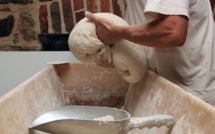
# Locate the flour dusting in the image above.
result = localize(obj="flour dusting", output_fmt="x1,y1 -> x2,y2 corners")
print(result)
94,115 -> 114,121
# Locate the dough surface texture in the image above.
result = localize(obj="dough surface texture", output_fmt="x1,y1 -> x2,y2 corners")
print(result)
68,12 -> 147,83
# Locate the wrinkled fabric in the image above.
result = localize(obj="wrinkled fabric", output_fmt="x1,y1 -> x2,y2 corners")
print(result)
125,0 -> 215,106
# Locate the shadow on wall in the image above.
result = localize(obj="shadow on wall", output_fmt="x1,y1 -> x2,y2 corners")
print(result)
38,34 -> 70,51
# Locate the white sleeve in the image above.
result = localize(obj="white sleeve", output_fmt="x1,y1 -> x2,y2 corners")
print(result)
144,0 -> 190,20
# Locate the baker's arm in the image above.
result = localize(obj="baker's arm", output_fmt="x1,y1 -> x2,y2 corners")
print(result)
118,15 -> 188,47
85,12 -> 188,48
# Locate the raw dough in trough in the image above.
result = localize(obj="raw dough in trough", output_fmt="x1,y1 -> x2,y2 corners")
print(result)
68,12 -> 147,83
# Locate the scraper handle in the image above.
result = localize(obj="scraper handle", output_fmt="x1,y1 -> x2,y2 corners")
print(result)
130,115 -> 174,130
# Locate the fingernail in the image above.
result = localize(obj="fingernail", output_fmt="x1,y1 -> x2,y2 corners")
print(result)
85,11 -> 90,17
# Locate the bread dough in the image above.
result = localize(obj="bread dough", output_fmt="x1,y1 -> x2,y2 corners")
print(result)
68,12 -> 147,83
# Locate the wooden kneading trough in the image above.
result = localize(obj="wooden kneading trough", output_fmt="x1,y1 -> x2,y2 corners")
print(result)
68,12 -> 147,83
0,63 -> 215,134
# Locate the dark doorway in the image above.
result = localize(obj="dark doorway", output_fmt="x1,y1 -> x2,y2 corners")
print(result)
39,34 -> 70,51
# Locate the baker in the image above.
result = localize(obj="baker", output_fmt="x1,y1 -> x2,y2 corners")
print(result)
85,0 -> 215,107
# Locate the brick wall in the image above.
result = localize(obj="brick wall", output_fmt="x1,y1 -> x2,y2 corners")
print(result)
0,0 -> 126,51
0,0 -> 214,51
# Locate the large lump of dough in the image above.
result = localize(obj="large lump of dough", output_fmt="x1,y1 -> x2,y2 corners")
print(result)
68,12 -> 147,83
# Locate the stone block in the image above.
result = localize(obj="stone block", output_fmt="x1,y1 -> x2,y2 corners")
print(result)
18,11 -> 37,41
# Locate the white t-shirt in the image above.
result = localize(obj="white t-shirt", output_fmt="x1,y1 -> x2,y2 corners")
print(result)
125,0 -> 215,106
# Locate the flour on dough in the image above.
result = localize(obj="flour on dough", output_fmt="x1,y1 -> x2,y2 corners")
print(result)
68,12 -> 147,83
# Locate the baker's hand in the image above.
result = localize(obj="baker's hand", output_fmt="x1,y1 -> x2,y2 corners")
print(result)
85,11 -> 121,45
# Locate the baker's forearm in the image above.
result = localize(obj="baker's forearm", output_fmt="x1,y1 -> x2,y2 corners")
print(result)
116,15 -> 188,47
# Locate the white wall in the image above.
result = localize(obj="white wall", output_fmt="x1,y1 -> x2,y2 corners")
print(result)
0,52 -> 79,96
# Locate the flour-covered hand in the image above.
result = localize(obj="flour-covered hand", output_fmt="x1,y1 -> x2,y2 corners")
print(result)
85,11 -> 121,45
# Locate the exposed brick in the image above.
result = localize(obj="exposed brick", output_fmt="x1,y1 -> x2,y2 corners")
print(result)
19,11 -> 37,41
73,0 -> 84,11
50,2 -> 61,33
62,0 -> 74,32
75,11 -> 85,23
112,0 -> 122,17
0,15 -> 14,37
39,5 -> 48,34
100,0 -> 110,12
87,0 -> 97,13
